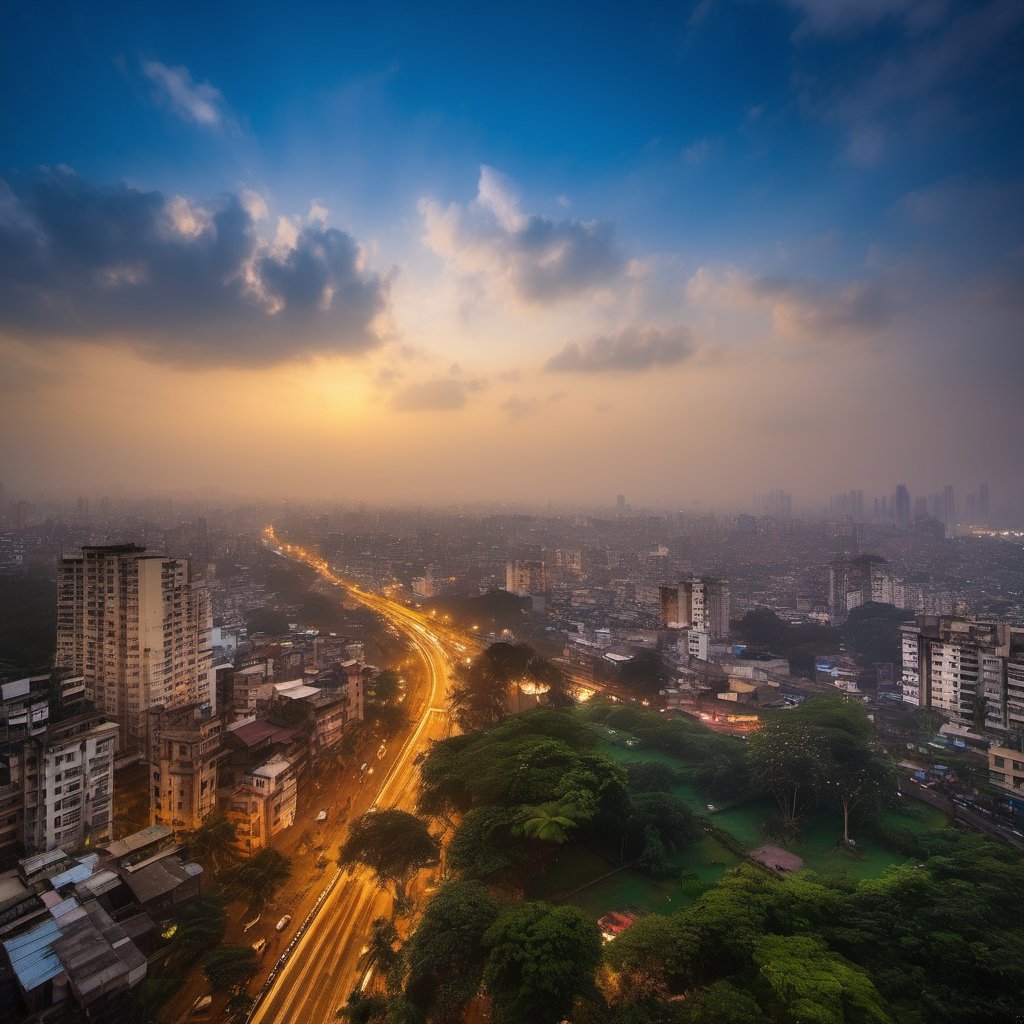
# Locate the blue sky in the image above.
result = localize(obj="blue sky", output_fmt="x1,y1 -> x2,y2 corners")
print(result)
2,0 -> 1023,508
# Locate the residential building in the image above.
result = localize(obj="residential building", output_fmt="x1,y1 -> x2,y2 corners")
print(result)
900,616 -> 1024,737
147,703 -> 225,834
988,746 -> 1024,795
659,578 -> 730,638
20,714 -> 118,855
225,754 -> 298,857
56,545 -> 214,752
505,560 -> 549,596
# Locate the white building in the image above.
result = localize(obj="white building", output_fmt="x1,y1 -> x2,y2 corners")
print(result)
227,754 -> 298,856
20,714 -> 118,854
901,616 -> 1024,736
56,545 -> 214,752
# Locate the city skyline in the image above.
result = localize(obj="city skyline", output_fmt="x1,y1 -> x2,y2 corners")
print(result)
2,1 -> 1023,508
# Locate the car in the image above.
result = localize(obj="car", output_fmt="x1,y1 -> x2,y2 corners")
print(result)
276,915 -> 292,932
191,995 -> 213,1015
360,762 -> 369,772
252,938 -> 267,956
315,809 -> 328,823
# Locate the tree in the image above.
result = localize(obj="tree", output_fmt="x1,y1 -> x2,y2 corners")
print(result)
188,812 -> 237,873
233,847 -> 292,908
626,761 -> 681,793
371,668 -> 401,704
404,881 -> 500,1022
166,897 -> 227,964
203,945 -> 258,991
751,934 -> 891,1024
359,917 -> 402,990
515,799 -> 585,844
746,719 -> 828,828
446,807 -> 522,880
339,810 -> 438,909
483,902 -> 602,1024
825,736 -> 896,845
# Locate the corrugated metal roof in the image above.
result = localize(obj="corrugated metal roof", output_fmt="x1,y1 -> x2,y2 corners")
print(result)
50,855 -> 99,890
3,918 -> 64,991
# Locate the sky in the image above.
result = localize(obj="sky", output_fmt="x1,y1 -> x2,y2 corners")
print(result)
1,0 -> 1022,512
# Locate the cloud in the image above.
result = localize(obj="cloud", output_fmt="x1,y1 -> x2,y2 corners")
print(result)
792,0 -> 1024,165
0,167 -> 389,367
782,0 -> 949,38
391,376 -> 484,411
141,60 -> 230,128
545,325 -> 694,374
687,267 -> 890,340
500,394 -> 540,420
419,165 -> 624,306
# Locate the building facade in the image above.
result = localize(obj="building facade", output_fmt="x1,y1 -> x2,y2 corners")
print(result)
20,714 -> 118,854
901,616 -> 1024,738
147,703 -> 224,834
56,545 -> 214,752
659,578 -> 730,638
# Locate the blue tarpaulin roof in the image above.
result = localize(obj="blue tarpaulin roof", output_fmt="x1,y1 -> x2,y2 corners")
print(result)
49,855 -> 99,890
3,918 -> 64,991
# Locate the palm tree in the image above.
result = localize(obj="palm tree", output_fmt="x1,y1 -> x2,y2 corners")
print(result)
515,800 -> 582,844
190,812 -> 238,873
358,917 -> 402,990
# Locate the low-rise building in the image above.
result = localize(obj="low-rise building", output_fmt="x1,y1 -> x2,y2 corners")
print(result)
226,754 -> 298,857
989,746 -> 1024,795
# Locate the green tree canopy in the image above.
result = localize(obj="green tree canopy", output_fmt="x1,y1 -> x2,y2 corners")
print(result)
482,902 -> 602,1024
339,809 -> 438,906
404,881 -> 500,1022
203,944 -> 258,991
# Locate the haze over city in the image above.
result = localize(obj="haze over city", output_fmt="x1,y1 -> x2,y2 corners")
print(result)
2,0 -> 1023,509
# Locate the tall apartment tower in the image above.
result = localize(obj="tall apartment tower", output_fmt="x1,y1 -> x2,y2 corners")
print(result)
895,485 -> 911,527
901,616 -> 1024,737
56,545 -> 214,752
659,578 -> 730,639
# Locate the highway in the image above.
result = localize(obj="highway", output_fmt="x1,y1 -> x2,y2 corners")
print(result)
248,530 -> 457,1024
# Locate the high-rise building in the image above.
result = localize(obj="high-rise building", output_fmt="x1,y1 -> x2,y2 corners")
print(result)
979,483 -> 990,519
942,485 -> 955,527
901,616 -> 1024,737
20,713 -> 118,854
56,545 -> 214,752
659,578 -> 730,638
827,554 -> 891,622
895,485 -> 911,527
505,560 -> 549,596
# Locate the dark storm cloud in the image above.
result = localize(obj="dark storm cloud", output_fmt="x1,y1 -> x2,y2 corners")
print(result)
0,168 -> 389,367
545,325 -> 694,374
390,376 -> 484,412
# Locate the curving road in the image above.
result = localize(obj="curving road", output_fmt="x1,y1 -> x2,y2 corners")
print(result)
249,531 -> 456,1024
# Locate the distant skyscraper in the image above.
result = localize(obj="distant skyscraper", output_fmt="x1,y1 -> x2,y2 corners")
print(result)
895,485 -> 911,527
616,494 -> 626,515
56,545 -> 214,752
942,485 -> 955,527
979,483 -> 990,519
505,560 -> 549,596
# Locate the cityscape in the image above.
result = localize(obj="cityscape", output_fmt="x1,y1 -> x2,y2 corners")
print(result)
2,3 -> 1024,1024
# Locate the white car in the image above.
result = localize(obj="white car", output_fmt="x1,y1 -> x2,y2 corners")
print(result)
316,809 -> 328,823
276,915 -> 292,932
252,938 -> 267,956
